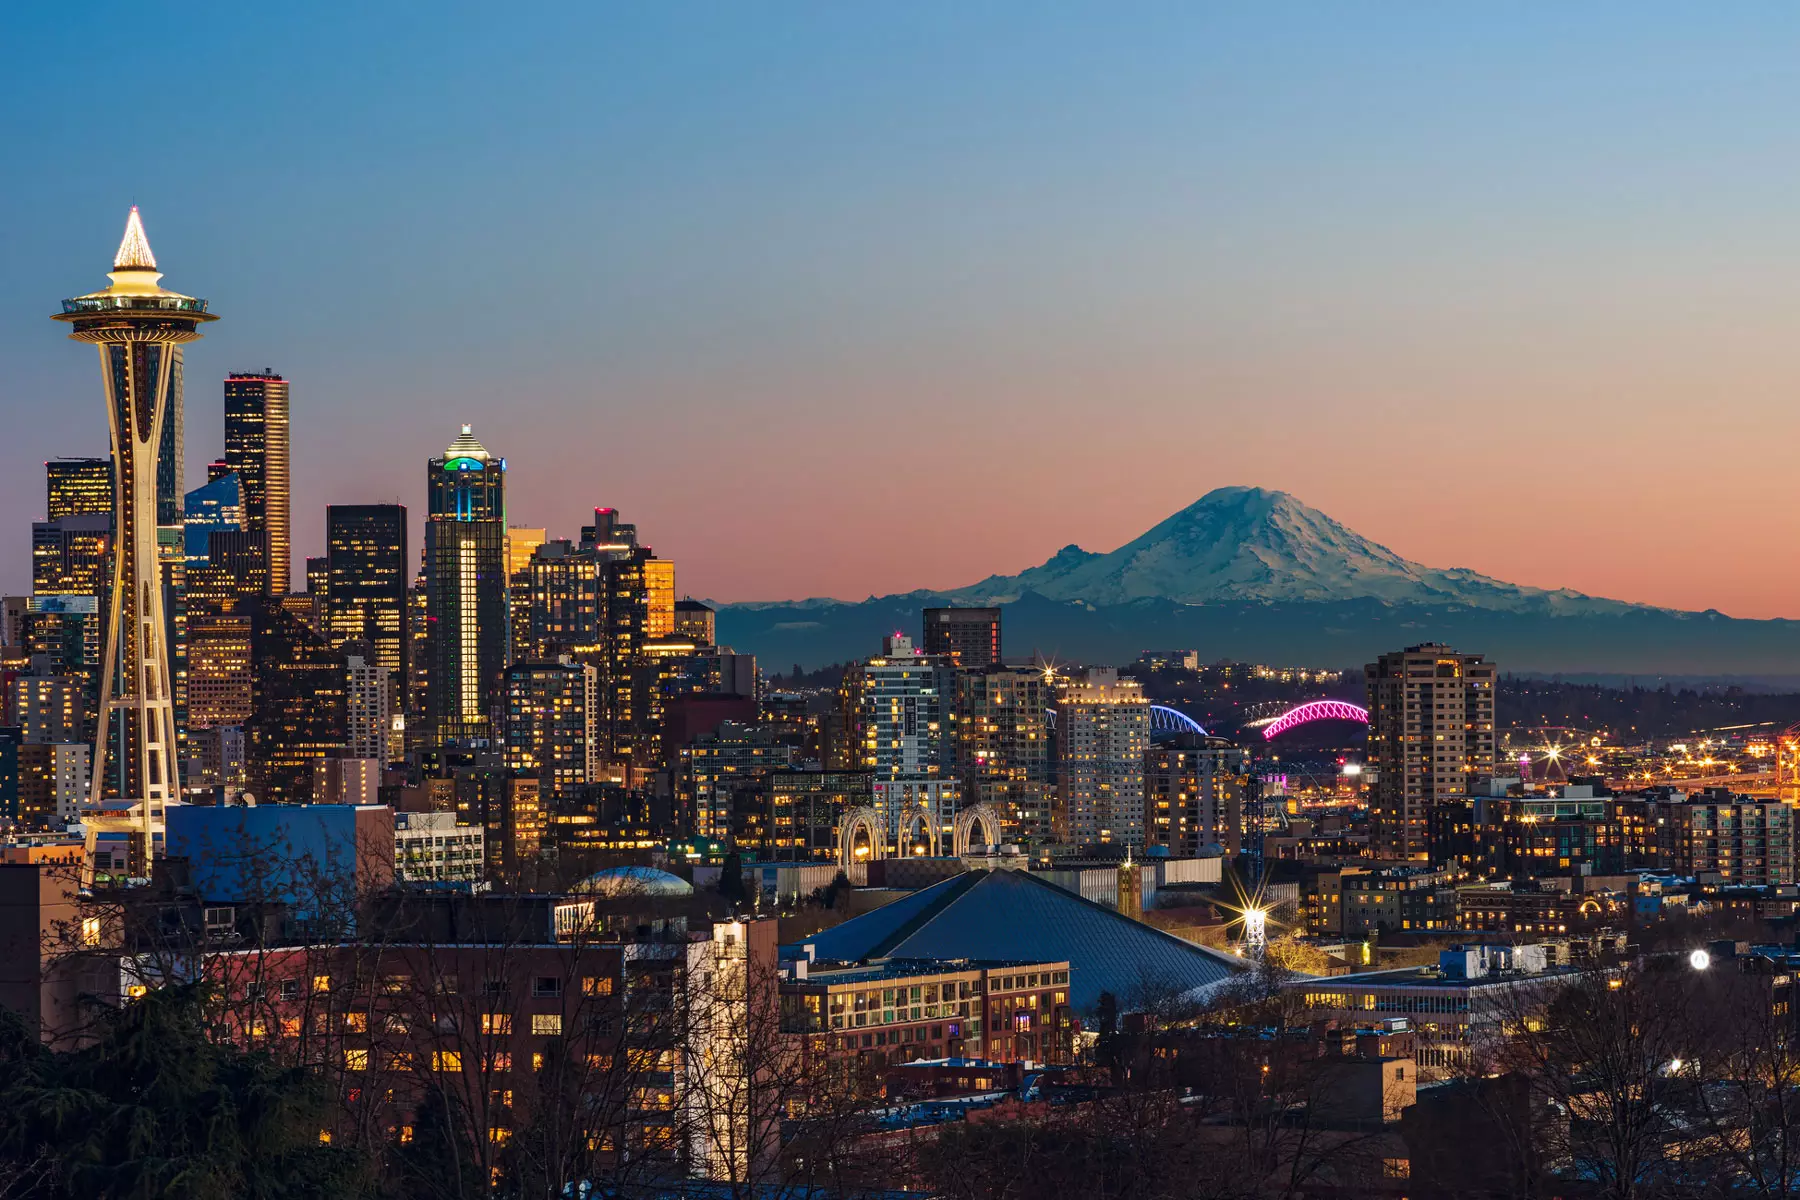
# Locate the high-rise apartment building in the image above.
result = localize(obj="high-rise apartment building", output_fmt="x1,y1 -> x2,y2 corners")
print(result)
923,607 -> 1001,668
182,470 -> 241,569
644,559 -> 676,638
16,742 -> 90,827
1145,734 -> 1258,857
325,505 -> 409,697
1364,643 -> 1497,861
502,659 -> 599,799
505,527 -> 546,662
45,458 -> 112,522
54,208 -> 216,868
1054,668 -> 1149,847
954,664 -> 1052,842
345,648 -> 392,764
10,676 -> 84,745
837,635 -> 955,779
1652,789 -> 1795,886
223,370 -> 291,593
424,426 -> 508,747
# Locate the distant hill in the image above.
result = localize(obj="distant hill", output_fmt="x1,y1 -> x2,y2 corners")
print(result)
716,487 -> 1800,673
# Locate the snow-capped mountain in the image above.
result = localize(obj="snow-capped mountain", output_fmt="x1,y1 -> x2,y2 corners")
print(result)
946,486 -> 1636,614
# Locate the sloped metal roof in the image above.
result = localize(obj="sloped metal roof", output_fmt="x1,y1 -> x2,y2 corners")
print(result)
791,868 -> 1243,1014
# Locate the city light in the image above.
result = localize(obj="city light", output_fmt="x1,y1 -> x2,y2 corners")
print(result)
1689,949 -> 1711,971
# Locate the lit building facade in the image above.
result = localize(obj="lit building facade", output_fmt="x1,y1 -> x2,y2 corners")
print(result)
325,504 -> 409,701
503,659 -> 600,799
424,426 -> 508,748
1364,644 -> 1497,861
345,648 -> 392,764
222,371 -> 289,593
182,470 -> 242,569
1652,789 -> 1795,886
1054,668 -> 1149,847
922,606 -> 1001,668
1144,734 -> 1258,857
45,458 -> 112,522
394,810 -> 484,882
53,208 -> 217,868
954,665 -> 1051,843
838,635 -> 955,779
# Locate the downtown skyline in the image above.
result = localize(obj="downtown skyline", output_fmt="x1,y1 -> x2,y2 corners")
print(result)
9,5 -> 1800,615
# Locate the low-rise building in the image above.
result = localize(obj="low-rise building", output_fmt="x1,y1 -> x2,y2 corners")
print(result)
781,956 -> 1074,1068
393,811 -> 484,883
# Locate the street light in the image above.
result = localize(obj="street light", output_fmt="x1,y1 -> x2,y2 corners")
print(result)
1689,949 -> 1711,971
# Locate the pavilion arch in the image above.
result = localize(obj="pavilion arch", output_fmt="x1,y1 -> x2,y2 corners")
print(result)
838,806 -> 886,870
897,809 -> 940,858
953,803 -> 1003,856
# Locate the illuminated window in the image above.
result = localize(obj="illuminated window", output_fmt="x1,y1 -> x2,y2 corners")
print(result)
313,974 -> 331,993
482,1013 -> 512,1035
80,917 -> 101,947
531,1014 -> 562,1036
344,1049 -> 369,1071
582,976 -> 614,996
433,1051 -> 463,1072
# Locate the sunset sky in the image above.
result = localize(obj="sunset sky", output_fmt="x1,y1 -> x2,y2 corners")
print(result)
5,5 -> 1800,615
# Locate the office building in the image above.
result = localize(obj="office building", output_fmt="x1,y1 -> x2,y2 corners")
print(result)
505,526 -> 546,660
502,659 -> 599,799
186,615 -> 253,731
1432,785 -> 1651,880
673,599 -> 715,646
923,606 -> 1001,668
45,458 -> 112,522
53,208 -> 216,868
394,810 -> 484,882
1054,668 -> 1149,847
837,635 -> 955,779
31,514 -> 110,597
324,504 -> 409,695
954,665 -> 1052,842
644,559 -> 676,638
223,370 -> 291,593
1144,734 -> 1259,857
1364,644 -> 1497,861
247,601 -> 347,804
181,469 -> 241,569
424,426 -> 508,747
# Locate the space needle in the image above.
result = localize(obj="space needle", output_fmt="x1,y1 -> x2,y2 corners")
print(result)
53,209 -> 216,873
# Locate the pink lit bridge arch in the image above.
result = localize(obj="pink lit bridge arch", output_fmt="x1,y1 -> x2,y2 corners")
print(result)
1261,700 -> 1370,741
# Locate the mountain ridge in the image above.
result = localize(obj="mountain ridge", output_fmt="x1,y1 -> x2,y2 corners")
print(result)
711,487 -> 1793,672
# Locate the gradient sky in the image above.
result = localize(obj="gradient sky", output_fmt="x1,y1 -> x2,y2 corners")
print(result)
6,5 -> 1800,615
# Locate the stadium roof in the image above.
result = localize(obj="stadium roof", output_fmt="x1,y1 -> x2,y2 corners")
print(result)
787,867 -> 1245,1014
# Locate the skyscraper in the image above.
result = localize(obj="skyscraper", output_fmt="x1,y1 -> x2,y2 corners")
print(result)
325,504 -> 409,695
223,370 -> 290,594
45,458 -> 112,521
923,606 -> 1001,668
425,426 -> 508,747
1365,643 -> 1497,861
1054,668 -> 1149,847
53,208 -> 216,869
182,470 -> 242,569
